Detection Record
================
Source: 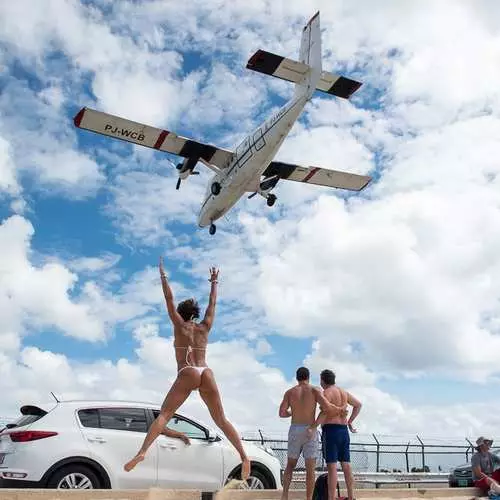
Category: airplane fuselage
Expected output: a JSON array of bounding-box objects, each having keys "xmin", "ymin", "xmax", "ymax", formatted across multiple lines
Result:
[{"xmin": 197, "ymin": 94, "xmax": 309, "ymax": 228}]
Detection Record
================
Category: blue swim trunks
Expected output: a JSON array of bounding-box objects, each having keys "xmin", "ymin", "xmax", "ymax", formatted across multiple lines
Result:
[{"xmin": 322, "ymin": 424, "xmax": 350, "ymax": 463}]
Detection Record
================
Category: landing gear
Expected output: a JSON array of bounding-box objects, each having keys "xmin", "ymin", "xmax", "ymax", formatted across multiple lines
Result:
[
  {"xmin": 266, "ymin": 194, "xmax": 277, "ymax": 207},
  {"xmin": 209, "ymin": 224, "xmax": 216, "ymax": 235},
  {"xmin": 211, "ymin": 182, "xmax": 221, "ymax": 196}
]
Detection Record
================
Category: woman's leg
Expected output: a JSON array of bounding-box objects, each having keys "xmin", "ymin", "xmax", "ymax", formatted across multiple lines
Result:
[
  {"xmin": 198, "ymin": 369, "xmax": 250, "ymax": 480},
  {"xmin": 124, "ymin": 369, "xmax": 200, "ymax": 472}
]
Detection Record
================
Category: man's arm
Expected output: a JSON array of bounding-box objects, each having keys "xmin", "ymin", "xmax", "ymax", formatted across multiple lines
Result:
[
  {"xmin": 159, "ymin": 257, "xmax": 184, "ymax": 326},
  {"xmin": 279, "ymin": 390, "xmax": 292, "ymax": 418},
  {"xmin": 346, "ymin": 391, "xmax": 362, "ymax": 432},
  {"xmin": 201, "ymin": 267, "xmax": 219, "ymax": 330},
  {"xmin": 313, "ymin": 387, "xmax": 348, "ymax": 418},
  {"xmin": 306, "ymin": 410, "xmax": 328, "ymax": 439}
]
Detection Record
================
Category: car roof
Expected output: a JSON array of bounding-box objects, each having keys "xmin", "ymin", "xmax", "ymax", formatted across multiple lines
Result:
[
  {"xmin": 58, "ymin": 399, "xmax": 162, "ymax": 409},
  {"xmin": 20, "ymin": 399, "xmax": 202, "ymax": 425}
]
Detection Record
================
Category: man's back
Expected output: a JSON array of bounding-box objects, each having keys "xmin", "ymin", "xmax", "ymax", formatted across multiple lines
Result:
[
  {"xmin": 322, "ymin": 385, "xmax": 348, "ymax": 425},
  {"xmin": 287, "ymin": 384, "xmax": 318, "ymax": 425}
]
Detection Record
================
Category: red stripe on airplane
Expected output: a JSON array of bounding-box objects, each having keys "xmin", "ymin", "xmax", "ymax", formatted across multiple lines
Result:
[
  {"xmin": 73, "ymin": 108, "xmax": 85, "ymax": 127},
  {"xmin": 154, "ymin": 130, "xmax": 169, "ymax": 149},
  {"xmin": 303, "ymin": 167, "xmax": 320, "ymax": 182}
]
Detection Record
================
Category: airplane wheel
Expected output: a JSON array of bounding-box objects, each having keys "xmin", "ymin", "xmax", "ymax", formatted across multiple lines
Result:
[
  {"xmin": 267, "ymin": 194, "xmax": 277, "ymax": 207},
  {"xmin": 209, "ymin": 224, "xmax": 216, "ymax": 235},
  {"xmin": 211, "ymin": 182, "xmax": 221, "ymax": 196}
]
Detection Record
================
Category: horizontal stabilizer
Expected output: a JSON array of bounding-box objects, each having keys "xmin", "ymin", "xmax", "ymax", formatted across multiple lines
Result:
[
  {"xmin": 246, "ymin": 49, "xmax": 362, "ymax": 99},
  {"xmin": 316, "ymin": 72, "xmax": 362, "ymax": 99},
  {"xmin": 247, "ymin": 49, "xmax": 310, "ymax": 83},
  {"xmin": 73, "ymin": 107, "xmax": 233, "ymax": 168},
  {"xmin": 263, "ymin": 161, "xmax": 371, "ymax": 191}
]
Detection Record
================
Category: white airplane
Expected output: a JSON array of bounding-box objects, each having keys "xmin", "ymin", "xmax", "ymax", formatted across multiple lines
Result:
[{"xmin": 74, "ymin": 11, "xmax": 371, "ymax": 235}]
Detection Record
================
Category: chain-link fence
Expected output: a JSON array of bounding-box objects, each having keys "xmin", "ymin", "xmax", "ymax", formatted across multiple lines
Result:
[
  {"xmin": 245, "ymin": 436, "xmax": 370, "ymax": 472},
  {"xmin": 242, "ymin": 432, "xmax": 486, "ymax": 474}
]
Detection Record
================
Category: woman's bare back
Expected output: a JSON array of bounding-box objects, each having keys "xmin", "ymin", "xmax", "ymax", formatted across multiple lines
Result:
[{"xmin": 173, "ymin": 321, "xmax": 210, "ymax": 369}]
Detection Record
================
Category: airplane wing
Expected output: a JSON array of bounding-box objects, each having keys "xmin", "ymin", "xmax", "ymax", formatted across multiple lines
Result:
[
  {"xmin": 73, "ymin": 107, "xmax": 234, "ymax": 168},
  {"xmin": 262, "ymin": 161, "xmax": 371, "ymax": 191}
]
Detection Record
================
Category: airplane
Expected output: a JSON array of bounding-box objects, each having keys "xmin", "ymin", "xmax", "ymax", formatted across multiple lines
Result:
[{"xmin": 73, "ymin": 11, "xmax": 371, "ymax": 235}]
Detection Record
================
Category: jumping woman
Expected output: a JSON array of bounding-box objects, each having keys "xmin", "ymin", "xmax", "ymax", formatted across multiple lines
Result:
[{"xmin": 124, "ymin": 257, "xmax": 250, "ymax": 481}]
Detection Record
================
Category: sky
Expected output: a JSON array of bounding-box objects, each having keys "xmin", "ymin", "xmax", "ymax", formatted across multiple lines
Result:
[{"xmin": 1, "ymin": 0, "xmax": 500, "ymax": 445}]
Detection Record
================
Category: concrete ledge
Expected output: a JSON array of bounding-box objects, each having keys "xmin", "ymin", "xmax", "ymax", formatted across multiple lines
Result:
[
  {"xmin": 213, "ymin": 488, "xmax": 481, "ymax": 500},
  {"xmin": 0, "ymin": 488, "xmax": 482, "ymax": 500},
  {"xmin": 0, "ymin": 489, "xmax": 200, "ymax": 500}
]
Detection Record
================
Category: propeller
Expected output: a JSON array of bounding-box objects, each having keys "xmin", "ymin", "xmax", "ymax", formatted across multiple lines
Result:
[{"xmin": 171, "ymin": 158, "xmax": 199, "ymax": 190}]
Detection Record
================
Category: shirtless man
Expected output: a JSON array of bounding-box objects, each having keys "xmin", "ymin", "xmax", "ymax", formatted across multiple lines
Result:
[
  {"xmin": 124, "ymin": 258, "xmax": 250, "ymax": 481},
  {"xmin": 308, "ymin": 369, "xmax": 362, "ymax": 500},
  {"xmin": 279, "ymin": 367, "xmax": 348, "ymax": 500}
]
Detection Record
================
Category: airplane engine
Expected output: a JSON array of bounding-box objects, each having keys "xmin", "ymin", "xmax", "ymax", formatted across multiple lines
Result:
[
  {"xmin": 247, "ymin": 175, "xmax": 279, "ymax": 206},
  {"xmin": 175, "ymin": 157, "xmax": 199, "ymax": 189},
  {"xmin": 259, "ymin": 175, "xmax": 279, "ymax": 193}
]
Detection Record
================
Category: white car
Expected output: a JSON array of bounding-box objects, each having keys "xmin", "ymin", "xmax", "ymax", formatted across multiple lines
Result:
[{"xmin": 0, "ymin": 400, "xmax": 282, "ymax": 491}]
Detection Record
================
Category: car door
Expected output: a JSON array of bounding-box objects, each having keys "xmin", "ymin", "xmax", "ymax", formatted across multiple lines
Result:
[
  {"xmin": 154, "ymin": 411, "xmax": 223, "ymax": 491},
  {"xmin": 77, "ymin": 407, "xmax": 158, "ymax": 489}
]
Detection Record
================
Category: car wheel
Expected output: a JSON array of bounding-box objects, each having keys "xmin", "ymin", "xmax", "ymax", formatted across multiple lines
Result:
[
  {"xmin": 47, "ymin": 464, "xmax": 101, "ymax": 489},
  {"xmin": 227, "ymin": 467, "xmax": 272, "ymax": 490}
]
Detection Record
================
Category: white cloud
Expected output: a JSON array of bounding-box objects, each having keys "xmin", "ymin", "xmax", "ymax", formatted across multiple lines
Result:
[
  {"xmin": 68, "ymin": 253, "xmax": 122, "ymax": 273},
  {"xmin": 2, "ymin": 322, "xmax": 500, "ymax": 441},
  {"xmin": 0, "ymin": 135, "xmax": 20, "ymax": 196},
  {"xmin": 0, "ymin": 77, "xmax": 105, "ymax": 198},
  {"xmin": 0, "ymin": 214, "xmax": 169, "ymax": 346},
  {"xmin": 107, "ymin": 168, "xmax": 208, "ymax": 247},
  {"xmin": 0, "ymin": 215, "xmax": 106, "ymax": 343}
]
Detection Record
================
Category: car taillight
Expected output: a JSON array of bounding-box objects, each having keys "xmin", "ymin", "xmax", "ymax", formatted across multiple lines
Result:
[{"xmin": 9, "ymin": 431, "xmax": 58, "ymax": 442}]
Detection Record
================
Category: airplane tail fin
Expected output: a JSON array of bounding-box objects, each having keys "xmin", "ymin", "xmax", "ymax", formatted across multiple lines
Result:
[
  {"xmin": 294, "ymin": 11, "xmax": 322, "ymax": 99},
  {"xmin": 246, "ymin": 11, "xmax": 362, "ymax": 100}
]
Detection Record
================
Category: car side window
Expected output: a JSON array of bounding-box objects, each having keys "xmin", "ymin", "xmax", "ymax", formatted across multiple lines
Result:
[
  {"xmin": 99, "ymin": 408, "xmax": 148, "ymax": 433},
  {"xmin": 153, "ymin": 411, "xmax": 207, "ymax": 439},
  {"xmin": 78, "ymin": 408, "xmax": 99, "ymax": 428},
  {"xmin": 78, "ymin": 408, "xmax": 148, "ymax": 433}
]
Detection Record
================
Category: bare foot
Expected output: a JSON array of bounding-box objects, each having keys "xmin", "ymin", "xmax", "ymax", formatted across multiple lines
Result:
[
  {"xmin": 241, "ymin": 457, "xmax": 251, "ymax": 481},
  {"xmin": 124, "ymin": 453, "xmax": 145, "ymax": 472}
]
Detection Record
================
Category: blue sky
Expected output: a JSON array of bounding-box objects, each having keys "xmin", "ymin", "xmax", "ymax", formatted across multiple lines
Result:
[{"xmin": 1, "ymin": 0, "xmax": 500, "ymax": 440}]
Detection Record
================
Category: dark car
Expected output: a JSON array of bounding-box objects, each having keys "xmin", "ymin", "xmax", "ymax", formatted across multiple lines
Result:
[{"xmin": 448, "ymin": 448, "xmax": 500, "ymax": 487}]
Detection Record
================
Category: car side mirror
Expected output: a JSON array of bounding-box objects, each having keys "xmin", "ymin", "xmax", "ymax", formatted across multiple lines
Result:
[{"xmin": 206, "ymin": 429, "xmax": 219, "ymax": 442}]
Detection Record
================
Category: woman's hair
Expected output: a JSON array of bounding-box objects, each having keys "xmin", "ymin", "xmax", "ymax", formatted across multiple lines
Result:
[{"xmin": 176, "ymin": 298, "xmax": 200, "ymax": 321}]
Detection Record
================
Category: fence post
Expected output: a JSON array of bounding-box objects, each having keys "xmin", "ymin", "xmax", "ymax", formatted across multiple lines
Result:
[
  {"xmin": 258, "ymin": 429, "xmax": 264, "ymax": 446},
  {"xmin": 372, "ymin": 434, "xmax": 380, "ymax": 473},
  {"xmin": 405, "ymin": 441, "xmax": 410, "ymax": 473},
  {"xmin": 416, "ymin": 435, "xmax": 425, "ymax": 471},
  {"xmin": 465, "ymin": 438, "xmax": 474, "ymax": 462}
]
